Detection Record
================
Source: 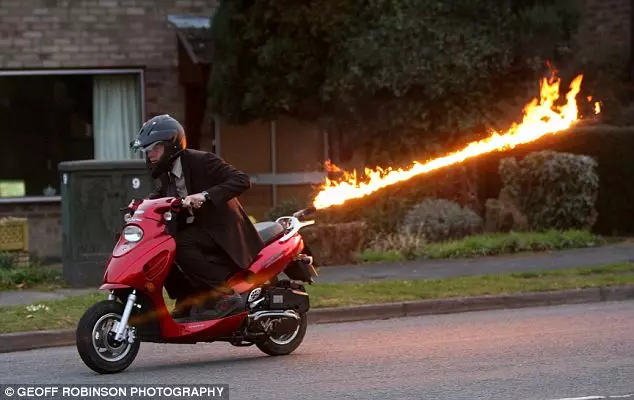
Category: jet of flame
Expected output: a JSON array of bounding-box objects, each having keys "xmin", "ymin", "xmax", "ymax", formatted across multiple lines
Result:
[{"xmin": 312, "ymin": 73, "xmax": 599, "ymax": 210}]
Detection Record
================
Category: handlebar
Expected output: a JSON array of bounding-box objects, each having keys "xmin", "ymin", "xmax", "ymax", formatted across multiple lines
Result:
[
  {"xmin": 292, "ymin": 206, "xmax": 316, "ymax": 220},
  {"xmin": 120, "ymin": 198, "xmax": 144, "ymax": 212},
  {"xmin": 169, "ymin": 196, "xmax": 185, "ymax": 209},
  {"xmin": 120, "ymin": 197, "xmax": 189, "ymax": 226},
  {"xmin": 120, "ymin": 196, "xmax": 187, "ymax": 214},
  {"xmin": 269, "ymin": 206, "xmax": 317, "ymax": 242}
]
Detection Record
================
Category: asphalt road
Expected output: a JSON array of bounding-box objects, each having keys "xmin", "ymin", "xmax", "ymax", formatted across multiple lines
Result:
[{"xmin": 0, "ymin": 301, "xmax": 632, "ymax": 400}]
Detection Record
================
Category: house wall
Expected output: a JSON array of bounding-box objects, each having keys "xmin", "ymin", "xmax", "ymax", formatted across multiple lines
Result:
[
  {"xmin": 216, "ymin": 117, "xmax": 327, "ymax": 220},
  {"xmin": 0, "ymin": 0, "xmax": 219, "ymax": 121},
  {"xmin": 0, "ymin": 0, "xmax": 218, "ymax": 264},
  {"xmin": 0, "ymin": 199, "xmax": 61, "ymax": 264}
]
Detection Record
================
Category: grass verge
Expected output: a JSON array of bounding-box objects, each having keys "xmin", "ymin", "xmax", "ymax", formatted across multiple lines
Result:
[
  {"xmin": 1, "ymin": 262, "xmax": 633, "ymax": 334},
  {"xmin": 359, "ymin": 229, "xmax": 604, "ymax": 262}
]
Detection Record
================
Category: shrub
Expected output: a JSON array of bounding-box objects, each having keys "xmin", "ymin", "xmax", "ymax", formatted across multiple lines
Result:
[
  {"xmin": 302, "ymin": 221, "xmax": 367, "ymax": 266},
  {"xmin": 265, "ymin": 198, "xmax": 303, "ymax": 221},
  {"xmin": 477, "ymin": 126, "xmax": 634, "ymax": 235},
  {"xmin": 0, "ymin": 252, "xmax": 17, "ymax": 270},
  {"xmin": 0, "ymin": 265, "xmax": 63, "ymax": 290},
  {"xmin": 483, "ymin": 196, "xmax": 529, "ymax": 233},
  {"xmin": 363, "ymin": 231, "xmax": 427, "ymax": 261},
  {"xmin": 499, "ymin": 150, "xmax": 599, "ymax": 231},
  {"xmin": 399, "ymin": 198, "xmax": 483, "ymax": 243}
]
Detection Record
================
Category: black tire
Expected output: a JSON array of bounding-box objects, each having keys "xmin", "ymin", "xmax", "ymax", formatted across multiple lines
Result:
[
  {"xmin": 76, "ymin": 300, "xmax": 140, "ymax": 374},
  {"xmin": 256, "ymin": 312, "xmax": 307, "ymax": 356}
]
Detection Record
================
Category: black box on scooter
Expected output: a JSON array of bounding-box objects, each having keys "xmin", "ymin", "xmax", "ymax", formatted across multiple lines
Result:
[{"xmin": 268, "ymin": 286, "xmax": 310, "ymax": 314}]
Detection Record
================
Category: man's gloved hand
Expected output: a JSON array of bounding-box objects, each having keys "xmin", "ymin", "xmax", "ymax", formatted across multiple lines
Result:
[{"xmin": 183, "ymin": 193, "xmax": 206, "ymax": 209}]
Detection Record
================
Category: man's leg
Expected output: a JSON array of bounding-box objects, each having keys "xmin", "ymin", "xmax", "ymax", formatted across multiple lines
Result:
[
  {"xmin": 164, "ymin": 264, "xmax": 195, "ymax": 318},
  {"xmin": 164, "ymin": 263, "xmax": 193, "ymax": 299},
  {"xmin": 174, "ymin": 225, "xmax": 242, "ymax": 319}
]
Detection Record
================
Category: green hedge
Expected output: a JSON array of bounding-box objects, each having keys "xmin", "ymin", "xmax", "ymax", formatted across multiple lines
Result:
[{"xmin": 478, "ymin": 125, "xmax": 634, "ymax": 235}]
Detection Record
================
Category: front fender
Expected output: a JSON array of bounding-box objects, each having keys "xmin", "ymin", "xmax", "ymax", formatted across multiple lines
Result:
[{"xmin": 99, "ymin": 283, "xmax": 132, "ymax": 291}]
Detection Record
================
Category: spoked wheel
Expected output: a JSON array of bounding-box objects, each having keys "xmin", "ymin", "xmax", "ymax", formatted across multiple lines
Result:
[
  {"xmin": 256, "ymin": 312, "xmax": 307, "ymax": 356},
  {"xmin": 76, "ymin": 300, "xmax": 140, "ymax": 374}
]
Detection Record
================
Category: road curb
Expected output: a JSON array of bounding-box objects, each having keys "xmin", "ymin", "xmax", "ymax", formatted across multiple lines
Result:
[
  {"xmin": 0, "ymin": 328, "xmax": 75, "ymax": 354},
  {"xmin": 308, "ymin": 285, "xmax": 634, "ymax": 323},
  {"xmin": 2, "ymin": 285, "xmax": 634, "ymax": 354}
]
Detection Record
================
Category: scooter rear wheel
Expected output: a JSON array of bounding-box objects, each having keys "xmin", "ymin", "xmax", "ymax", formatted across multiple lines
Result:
[{"xmin": 76, "ymin": 300, "xmax": 140, "ymax": 374}]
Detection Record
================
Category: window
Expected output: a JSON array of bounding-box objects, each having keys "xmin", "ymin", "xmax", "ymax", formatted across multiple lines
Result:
[{"xmin": 0, "ymin": 70, "xmax": 143, "ymax": 198}]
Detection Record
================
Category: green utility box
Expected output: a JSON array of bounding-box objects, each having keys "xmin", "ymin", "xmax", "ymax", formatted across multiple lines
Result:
[{"xmin": 59, "ymin": 160, "xmax": 153, "ymax": 287}]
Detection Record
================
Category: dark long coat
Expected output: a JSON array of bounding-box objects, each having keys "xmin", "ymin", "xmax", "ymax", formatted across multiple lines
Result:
[{"xmin": 148, "ymin": 149, "xmax": 265, "ymax": 269}]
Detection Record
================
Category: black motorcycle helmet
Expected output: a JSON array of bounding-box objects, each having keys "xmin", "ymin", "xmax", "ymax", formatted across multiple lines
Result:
[{"xmin": 130, "ymin": 114, "xmax": 187, "ymax": 178}]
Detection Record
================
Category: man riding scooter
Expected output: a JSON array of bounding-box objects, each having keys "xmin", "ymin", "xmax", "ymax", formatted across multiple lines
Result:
[{"xmin": 130, "ymin": 114, "xmax": 265, "ymax": 322}]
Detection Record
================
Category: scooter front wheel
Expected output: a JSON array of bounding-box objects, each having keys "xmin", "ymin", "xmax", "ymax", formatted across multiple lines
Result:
[{"xmin": 76, "ymin": 300, "xmax": 140, "ymax": 374}]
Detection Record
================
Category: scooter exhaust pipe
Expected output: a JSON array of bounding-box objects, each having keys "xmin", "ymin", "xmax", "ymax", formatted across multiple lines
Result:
[
  {"xmin": 248, "ymin": 310, "xmax": 300, "ymax": 322},
  {"xmin": 247, "ymin": 310, "xmax": 301, "ymax": 337}
]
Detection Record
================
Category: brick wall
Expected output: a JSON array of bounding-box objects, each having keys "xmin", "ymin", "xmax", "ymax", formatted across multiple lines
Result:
[
  {"xmin": 0, "ymin": 200, "xmax": 61, "ymax": 264},
  {"xmin": 0, "ymin": 0, "xmax": 219, "ymax": 122}
]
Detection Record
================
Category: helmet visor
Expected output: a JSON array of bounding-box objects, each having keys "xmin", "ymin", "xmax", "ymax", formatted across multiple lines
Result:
[{"xmin": 130, "ymin": 139, "xmax": 161, "ymax": 154}]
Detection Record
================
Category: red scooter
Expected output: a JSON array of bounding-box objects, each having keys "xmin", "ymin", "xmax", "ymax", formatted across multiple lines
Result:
[{"xmin": 75, "ymin": 196, "xmax": 318, "ymax": 374}]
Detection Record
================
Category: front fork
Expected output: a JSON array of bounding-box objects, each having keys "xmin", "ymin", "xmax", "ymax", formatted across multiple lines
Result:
[{"xmin": 110, "ymin": 290, "xmax": 137, "ymax": 342}]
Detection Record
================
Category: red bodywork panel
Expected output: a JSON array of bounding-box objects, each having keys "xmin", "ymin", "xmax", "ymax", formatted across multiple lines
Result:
[{"xmin": 100, "ymin": 198, "xmax": 304, "ymax": 342}]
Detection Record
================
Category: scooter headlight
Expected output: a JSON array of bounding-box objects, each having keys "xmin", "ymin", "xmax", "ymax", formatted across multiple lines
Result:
[{"xmin": 122, "ymin": 225, "xmax": 143, "ymax": 242}]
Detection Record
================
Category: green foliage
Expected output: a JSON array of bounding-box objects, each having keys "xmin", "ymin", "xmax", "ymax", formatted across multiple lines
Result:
[
  {"xmin": 499, "ymin": 150, "xmax": 599, "ymax": 231},
  {"xmin": 363, "ymin": 231, "xmax": 427, "ymax": 261},
  {"xmin": 358, "ymin": 229, "xmax": 603, "ymax": 261},
  {"xmin": 399, "ymin": 198, "xmax": 483, "ymax": 243},
  {"xmin": 210, "ymin": 0, "xmax": 581, "ymax": 162},
  {"xmin": 0, "ymin": 265, "xmax": 63, "ymax": 290},
  {"xmin": 0, "ymin": 252, "xmax": 16, "ymax": 270},
  {"xmin": 265, "ymin": 198, "xmax": 303, "ymax": 221},
  {"xmin": 477, "ymin": 126, "xmax": 634, "ymax": 235},
  {"xmin": 567, "ymin": 49, "xmax": 633, "ymax": 125},
  {"xmin": 512, "ymin": 0, "xmax": 580, "ymax": 60},
  {"xmin": 210, "ymin": 0, "xmax": 334, "ymax": 123},
  {"xmin": 421, "ymin": 229, "xmax": 602, "ymax": 259},
  {"xmin": 208, "ymin": 0, "xmax": 254, "ymax": 124}
]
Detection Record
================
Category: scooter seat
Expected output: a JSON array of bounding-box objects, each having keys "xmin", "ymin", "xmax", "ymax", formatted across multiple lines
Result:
[{"xmin": 254, "ymin": 221, "xmax": 285, "ymax": 245}]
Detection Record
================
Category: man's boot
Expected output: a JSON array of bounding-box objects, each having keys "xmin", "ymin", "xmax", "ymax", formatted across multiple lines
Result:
[
  {"xmin": 171, "ymin": 297, "xmax": 192, "ymax": 320},
  {"xmin": 188, "ymin": 288, "xmax": 245, "ymax": 321}
]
